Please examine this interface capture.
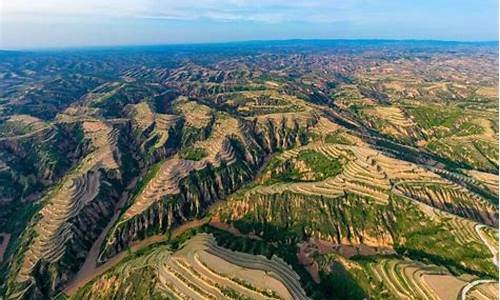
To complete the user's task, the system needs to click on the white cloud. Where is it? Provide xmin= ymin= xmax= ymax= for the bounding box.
xmin=1 ymin=0 xmax=497 ymax=49
xmin=1 ymin=0 xmax=359 ymax=23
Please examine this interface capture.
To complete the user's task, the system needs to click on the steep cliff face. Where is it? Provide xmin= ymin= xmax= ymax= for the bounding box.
xmin=104 ymin=158 xmax=255 ymax=258
xmin=252 ymin=112 xmax=317 ymax=152
xmin=217 ymin=191 xmax=394 ymax=248
xmin=101 ymin=113 xmax=318 ymax=260
xmin=5 ymin=121 xmax=128 ymax=300
xmin=124 ymin=102 xmax=183 ymax=164
xmin=0 ymin=123 xmax=80 ymax=204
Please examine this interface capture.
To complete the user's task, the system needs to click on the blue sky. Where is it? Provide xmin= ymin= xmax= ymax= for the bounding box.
xmin=1 ymin=0 xmax=498 ymax=49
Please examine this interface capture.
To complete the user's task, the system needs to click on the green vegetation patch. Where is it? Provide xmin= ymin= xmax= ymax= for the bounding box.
xmin=297 ymin=150 xmax=343 ymax=178
xmin=71 ymin=262 xmax=167 ymax=300
xmin=319 ymin=264 xmax=367 ymax=300
xmin=219 ymin=191 xmax=389 ymax=248
xmin=325 ymin=132 xmax=355 ymax=145
xmin=426 ymin=139 xmax=498 ymax=172
xmin=0 ymin=121 xmax=39 ymax=137
xmin=455 ymin=121 xmax=484 ymax=136
xmin=179 ymin=147 xmax=208 ymax=161
xmin=390 ymin=195 xmax=497 ymax=278
xmin=217 ymin=286 xmax=254 ymax=300
xmin=406 ymin=105 xmax=461 ymax=129
xmin=263 ymin=150 xmax=343 ymax=184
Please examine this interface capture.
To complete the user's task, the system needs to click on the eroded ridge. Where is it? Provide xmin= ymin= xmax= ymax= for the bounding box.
xmin=102 ymin=113 xmax=268 ymax=259
xmin=121 ymin=158 xmax=207 ymax=221
xmin=120 ymin=115 xmax=256 ymax=222
xmin=9 ymin=121 xmax=120 ymax=299
xmin=125 ymin=102 xmax=181 ymax=154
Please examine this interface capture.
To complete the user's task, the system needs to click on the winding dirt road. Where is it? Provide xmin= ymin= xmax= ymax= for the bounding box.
xmin=458 ymin=226 xmax=499 ymax=299
xmin=460 ymin=279 xmax=497 ymax=300
xmin=62 ymin=178 xmax=138 ymax=295
xmin=63 ymin=233 xmax=166 ymax=295
xmin=63 ymin=217 xmax=210 ymax=296
xmin=392 ymin=182 xmax=499 ymax=300
xmin=475 ymin=224 xmax=498 ymax=267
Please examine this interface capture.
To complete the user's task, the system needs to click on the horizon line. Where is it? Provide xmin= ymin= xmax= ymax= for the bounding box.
xmin=2 ymin=38 xmax=499 ymax=52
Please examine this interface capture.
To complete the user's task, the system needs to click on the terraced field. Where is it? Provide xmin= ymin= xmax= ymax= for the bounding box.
xmin=6 ymin=121 xmax=121 ymax=299
xmin=361 ymin=106 xmax=422 ymax=140
xmin=119 ymin=158 xmax=207 ymax=222
xmin=466 ymin=282 xmax=499 ymax=300
xmin=175 ymin=99 xmax=213 ymax=129
xmin=436 ymin=211 xmax=485 ymax=246
xmin=193 ymin=115 xmax=250 ymax=165
xmin=125 ymin=102 xmax=181 ymax=154
xmin=160 ymin=234 xmax=307 ymax=300
xmin=82 ymin=81 xmax=126 ymax=107
xmin=360 ymin=257 xmax=468 ymax=300
xmin=0 ymin=115 xmax=50 ymax=139
xmin=235 ymin=91 xmax=307 ymax=116
xmin=395 ymin=182 xmax=498 ymax=226
xmin=0 ymin=113 xmax=80 ymax=209
xmin=311 ymin=117 xmax=342 ymax=138
xmin=405 ymin=105 xmax=499 ymax=172
xmin=427 ymin=138 xmax=498 ymax=172
xmin=73 ymin=233 xmax=308 ymax=300
xmin=465 ymin=170 xmax=499 ymax=195
xmin=253 ymin=142 xmax=445 ymax=205
xmin=216 ymin=137 xmax=498 ymax=282
xmin=103 ymin=95 xmax=324 ymax=257
xmin=100 ymin=111 xmax=268 ymax=259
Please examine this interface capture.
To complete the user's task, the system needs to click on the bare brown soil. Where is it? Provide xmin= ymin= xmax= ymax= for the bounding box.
xmin=297 ymin=243 xmax=320 ymax=283
xmin=64 ymin=216 xmax=209 ymax=296
xmin=63 ymin=233 xmax=166 ymax=295
xmin=170 ymin=217 xmax=210 ymax=240
xmin=209 ymin=217 xmax=262 ymax=240
xmin=199 ymin=250 xmax=293 ymax=300
xmin=423 ymin=274 xmax=467 ymax=300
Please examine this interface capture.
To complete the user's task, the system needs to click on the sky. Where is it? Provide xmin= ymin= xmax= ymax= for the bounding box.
xmin=1 ymin=0 xmax=498 ymax=49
